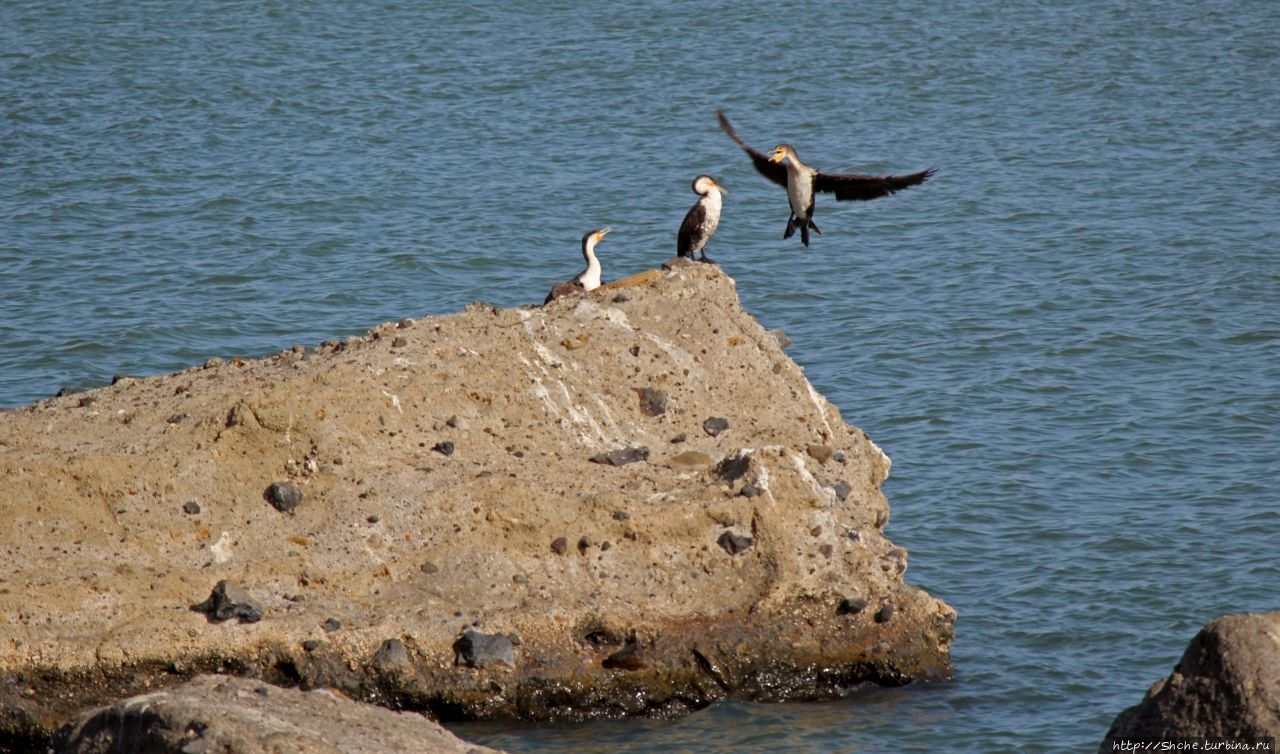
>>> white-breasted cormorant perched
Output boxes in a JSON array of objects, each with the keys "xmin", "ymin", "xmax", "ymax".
[
  {"xmin": 677, "ymin": 174, "xmax": 727, "ymax": 264},
  {"xmin": 544, "ymin": 227, "xmax": 612, "ymax": 305},
  {"xmin": 717, "ymin": 110, "xmax": 936, "ymax": 247}
]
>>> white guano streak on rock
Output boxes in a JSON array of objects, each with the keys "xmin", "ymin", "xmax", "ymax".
[
  {"xmin": 380, "ymin": 389, "xmax": 403, "ymax": 414},
  {"xmin": 572, "ymin": 299, "xmax": 632, "ymax": 328},
  {"xmin": 517, "ymin": 353, "xmax": 577, "ymax": 441},
  {"xmin": 788, "ymin": 448, "xmax": 837, "ymax": 507},
  {"xmin": 210, "ymin": 532, "xmax": 233, "ymax": 564},
  {"xmin": 518, "ymin": 332, "xmax": 617, "ymax": 447},
  {"xmin": 867, "ymin": 437, "xmax": 892, "ymax": 478},
  {"xmin": 803, "ymin": 381, "xmax": 835, "ymax": 438},
  {"xmin": 552, "ymin": 380, "xmax": 616, "ymax": 446}
]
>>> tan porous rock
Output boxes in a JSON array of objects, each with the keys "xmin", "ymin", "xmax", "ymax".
[
  {"xmin": 0, "ymin": 263, "xmax": 955, "ymax": 746},
  {"xmin": 50, "ymin": 674, "xmax": 503, "ymax": 754}
]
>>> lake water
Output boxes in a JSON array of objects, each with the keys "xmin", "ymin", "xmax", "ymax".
[{"xmin": 3, "ymin": 1, "xmax": 1278, "ymax": 751}]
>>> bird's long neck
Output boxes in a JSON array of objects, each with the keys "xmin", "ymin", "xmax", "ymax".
[
  {"xmin": 578, "ymin": 238, "xmax": 602, "ymax": 290},
  {"xmin": 701, "ymin": 187, "xmax": 723, "ymax": 215},
  {"xmin": 784, "ymin": 151, "xmax": 813, "ymax": 177}
]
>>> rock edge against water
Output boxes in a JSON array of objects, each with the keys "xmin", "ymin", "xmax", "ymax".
[
  {"xmin": 1099, "ymin": 611, "xmax": 1280, "ymax": 750},
  {"xmin": 0, "ymin": 263, "xmax": 955, "ymax": 747}
]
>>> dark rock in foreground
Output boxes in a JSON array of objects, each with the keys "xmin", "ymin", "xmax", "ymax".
[
  {"xmin": 50, "ymin": 674, "xmax": 502, "ymax": 754},
  {"xmin": 1099, "ymin": 612, "xmax": 1280, "ymax": 751}
]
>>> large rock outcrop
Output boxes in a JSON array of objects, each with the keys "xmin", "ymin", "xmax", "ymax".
[
  {"xmin": 1, "ymin": 262, "xmax": 954, "ymax": 748},
  {"xmin": 1100, "ymin": 612, "xmax": 1280, "ymax": 750}
]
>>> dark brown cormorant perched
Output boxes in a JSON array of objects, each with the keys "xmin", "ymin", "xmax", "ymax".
[
  {"xmin": 717, "ymin": 110, "xmax": 936, "ymax": 247},
  {"xmin": 544, "ymin": 227, "xmax": 612, "ymax": 305},
  {"xmin": 677, "ymin": 174, "xmax": 727, "ymax": 263}
]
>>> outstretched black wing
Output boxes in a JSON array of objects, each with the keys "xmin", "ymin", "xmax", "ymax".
[
  {"xmin": 716, "ymin": 110, "xmax": 787, "ymax": 188},
  {"xmin": 815, "ymin": 165, "xmax": 937, "ymax": 201}
]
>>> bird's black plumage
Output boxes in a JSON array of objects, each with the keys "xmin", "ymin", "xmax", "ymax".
[
  {"xmin": 677, "ymin": 175, "xmax": 726, "ymax": 263},
  {"xmin": 716, "ymin": 110, "xmax": 936, "ymax": 247}
]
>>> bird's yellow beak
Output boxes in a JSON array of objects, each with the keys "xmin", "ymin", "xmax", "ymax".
[
  {"xmin": 769, "ymin": 148, "xmax": 786, "ymax": 164},
  {"xmin": 713, "ymin": 180, "xmax": 727, "ymax": 194},
  {"xmin": 597, "ymin": 227, "xmax": 613, "ymax": 242}
]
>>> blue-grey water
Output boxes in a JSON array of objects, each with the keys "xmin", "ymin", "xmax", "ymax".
[{"xmin": 3, "ymin": 1, "xmax": 1277, "ymax": 751}]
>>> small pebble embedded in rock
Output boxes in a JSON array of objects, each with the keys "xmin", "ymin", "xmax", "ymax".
[
  {"xmin": 191, "ymin": 580, "xmax": 264, "ymax": 624},
  {"xmin": 837, "ymin": 596, "xmax": 869, "ymax": 615},
  {"xmin": 453, "ymin": 630, "xmax": 516, "ymax": 669},
  {"xmin": 717, "ymin": 530, "xmax": 754, "ymax": 555},
  {"xmin": 433, "ymin": 441, "xmax": 455, "ymax": 457},
  {"xmin": 602, "ymin": 641, "xmax": 646, "ymax": 671},
  {"xmin": 588, "ymin": 446, "xmax": 649, "ymax": 466},
  {"xmin": 665, "ymin": 450, "xmax": 716, "ymax": 469},
  {"xmin": 718, "ymin": 453, "xmax": 751, "ymax": 482},
  {"xmin": 806, "ymin": 445, "xmax": 834, "ymax": 464},
  {"xmin": 833, "ymin": 480, "xmax": 853, "ymax": 501},
  {"xmin": 551, "ymin": 537, "xmax": 568, "ymax": 555},
  {"xmin": 264, "ymin": 482, "xmax": 303, "ymax": 513},
  {"xmin": 321, "ymin": 617, "xmax": 342, "ymax": 633},
  {"xmin": 371, "ymin": 638, "xmax": 412, "ymax": 674},
  {"xmin": 702, "ymin": 417, "xmax": 730, "ymax": 437},
  {"xmin": 182, "ymin": 501, "xmax": 201, "ymax": 515},
  {"xmin": 635, "ymin": 387, "xmax": 668, "ymax": 417},
  {"xmin": 874, "ymin": 604, "xmax": 895, "ymax": 623}
]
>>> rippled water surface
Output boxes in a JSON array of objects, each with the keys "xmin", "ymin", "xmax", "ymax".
[{"xmin": 3, "ymin": 1, "xmax": 1278, "ymax": 751}]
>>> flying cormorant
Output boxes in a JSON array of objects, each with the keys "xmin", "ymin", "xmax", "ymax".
[
  {"xmin": 544, "ymin": 227, "xmax": 612, "ymax": 304},
  {"xmin": 677, "ymin": 174, "xmax": 727, "ymax": 264},
  {"xmin": 717, "ymin": 110, "xmax": 935, "ymax": 247}
]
